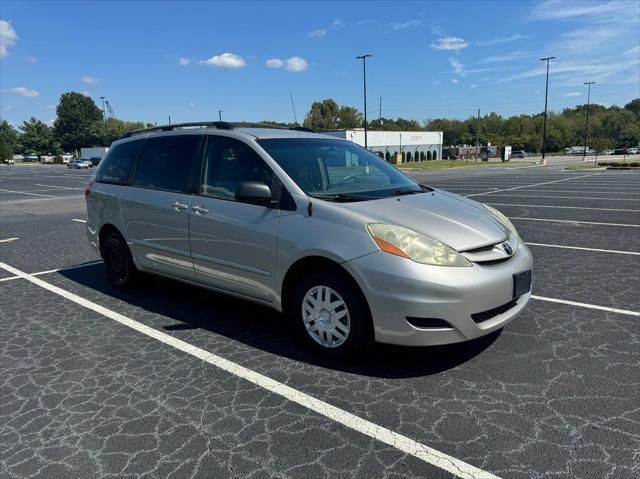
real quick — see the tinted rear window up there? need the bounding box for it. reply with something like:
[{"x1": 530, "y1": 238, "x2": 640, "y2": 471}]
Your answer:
[
  {"x1": 96, "y1": 140, "x2": 142, "y2": 184},
  {"x1": 132, "y1": 135, "x2": 200, "y2": 193}
]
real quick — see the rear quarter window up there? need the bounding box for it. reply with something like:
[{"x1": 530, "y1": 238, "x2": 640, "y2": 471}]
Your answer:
[{"x1": 95, "y1": 140, "x2": 143, "y2": 184}]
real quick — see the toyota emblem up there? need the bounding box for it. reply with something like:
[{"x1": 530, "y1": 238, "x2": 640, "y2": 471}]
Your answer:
[{"x1": 502, "y1": 242, "x2": 514, "y2": 255}]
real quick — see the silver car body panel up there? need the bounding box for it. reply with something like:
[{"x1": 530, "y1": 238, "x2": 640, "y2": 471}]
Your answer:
[{"x1": 86, "y1": 128, "x2": 533, "y2": 347}]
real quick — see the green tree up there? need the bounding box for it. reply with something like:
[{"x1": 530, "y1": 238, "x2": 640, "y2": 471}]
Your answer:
[
  {"x1": 54, "y1": 92, "x2": 103, "y2": 152},
  {"x1": 20, "y1": 117, "x2": 57, "y2": 155},
  {"x1": 624, "y1": 99, "x2": 640, "y2": 120},
  {"x1": 0, "y1": 119, "x2": 19, "y2": 161},
  {"x1": 337, "y1": 106, "x2": 363, "y2": 129},
  {"x1": 303, "y1": 99, "x2": 340, "y2": 130},
  {"x1": 91, "y1": 117, "x2": 147, "y2": 145}
]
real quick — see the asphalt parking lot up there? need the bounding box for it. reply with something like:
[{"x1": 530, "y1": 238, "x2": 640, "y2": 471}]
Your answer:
[{"x1": 1, "y1": 163, "x2": 639, "y2": 479}]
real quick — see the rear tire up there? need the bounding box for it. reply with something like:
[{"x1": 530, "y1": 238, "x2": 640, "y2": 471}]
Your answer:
[
  {"x1": 289, "y1": 269, "x2": 372, "y2": 358},
  {"x1": 103, "y1": 232, "x2": 137, "y2": 288}
]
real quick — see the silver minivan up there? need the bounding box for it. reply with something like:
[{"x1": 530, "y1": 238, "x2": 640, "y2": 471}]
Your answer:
[{"x1": 86, "y1": 122, "x2": 532, "y2": 356}]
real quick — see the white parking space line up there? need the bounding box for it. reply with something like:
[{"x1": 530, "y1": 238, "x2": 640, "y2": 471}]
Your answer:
[
  {"x1": 35, "y1": 183, "x2": 84, "y2": 190},
  {"x1": 532, "y1": 295, "x2": 640, "y2": 317},
  {"x1": 489, "y1": 203, "x2": 640, "y2": 212},
  {"x1": 0, "y1": 237, "x2": 19, "y2": 243},
  {"x1": 71, "y1": 218, "x2": 87, "y2": 223},
  {"x1": 465, "y1": 173, "x2": 601, "y2": 197},
  {"x1": 0, "y1": 260, "x2": 103, "y2": 282},
  {"x1": 478, "y1": 194, "x2": 640, "y2": 202},
  {"x1": 526, "y1": 242, "x2": 640, "y2": 256},
  {"x1": 0, "y1": 188, "x2": 55, "y2": 198},
  {"x1": 510, "y1": 217, "x2": 640, "y2": 227},
  {"x1": 0, "y1": 261, "x2": 499, "y2": 479}
]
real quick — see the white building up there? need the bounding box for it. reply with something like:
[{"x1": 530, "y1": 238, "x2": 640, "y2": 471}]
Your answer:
[{"x1": 324, "y1": 129, "x2": 443, "y2": 162}]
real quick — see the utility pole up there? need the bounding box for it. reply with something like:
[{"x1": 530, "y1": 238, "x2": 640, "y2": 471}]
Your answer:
[
  {"x1": 379, "y1": 96, "x2": 382, "y2": 122},
  {"x1": 583, "y1": 81, "x2": 596, "y2": 164},
  {"x1": 168, "y1": 115, "x2": 171, "y2": 125},
  {"x1": 99, "y1": 96, "x2": 108, "y2": 146},
  {"x1": 218, "y1": 110, "x2": 223, "y2": 122},
  {"x1": 540, "y1": 56, "x2": 556, "y2": 165},
  {"x1": 475, "y1": 109, "x2": 480, "y2": 161},
  {"x1": 356, "y1": 54, "x2": 372, "y2": 148}
]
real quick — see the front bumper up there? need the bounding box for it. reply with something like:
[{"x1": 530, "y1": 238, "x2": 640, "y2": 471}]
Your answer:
[{"x1": 343, "y1": 243, "x2": 533, "y2": 346}]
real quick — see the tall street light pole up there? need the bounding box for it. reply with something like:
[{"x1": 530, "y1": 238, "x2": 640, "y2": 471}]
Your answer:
[
  {"x1": 218, "y1": 110, "x2": 223, "y2": 122},
  {"x1": 583, "y1": 81, "x2": 595, "y2": 163},
  {"x1": 540, "y1": 56, "x2": 556, "y2": 165},
  {"x1": 475, "y1": 109, "x2": 480, "y2": 161},
  {"x1": 99, "y1": 96, "x2": 108, "y2": 146},
  {"x1": 356, "y1": 54, "x2": 372, "y2": 148}
]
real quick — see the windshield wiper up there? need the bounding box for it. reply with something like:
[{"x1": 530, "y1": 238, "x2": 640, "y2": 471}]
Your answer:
[
  {"x1": 310, "y1": 193, "x2": 376, "y2": 202},
  {"x1": 392, "y1": 189, "x2": 424, "y2": 196}
]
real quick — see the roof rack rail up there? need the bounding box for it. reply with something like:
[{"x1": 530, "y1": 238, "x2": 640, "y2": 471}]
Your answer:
[
  {"x1": 120, "y1": 121, "x2": 234, "y2": 139},
  {"x1": 289, "y1": 126, "x2": 316, "y2": 133}
]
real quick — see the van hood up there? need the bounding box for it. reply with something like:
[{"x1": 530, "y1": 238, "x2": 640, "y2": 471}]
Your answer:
[{"x1": 338, "y1": 189, "x2": 508, "y2": 251}]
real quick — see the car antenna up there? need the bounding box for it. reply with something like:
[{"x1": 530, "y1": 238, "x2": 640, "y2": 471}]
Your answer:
[{"x1": 290, "y1": 92, "x2": 301, "y2": 138}]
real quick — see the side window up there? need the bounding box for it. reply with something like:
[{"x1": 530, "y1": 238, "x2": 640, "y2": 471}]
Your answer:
[
  {"x1": 95, "y1": 140, "x2": 142, "y2": 184},
  {"x1": 202, "y1": 137, "x2": 273, "y2": 201},
  {"x1": 132, "y1": 135, "x2": 200, "y2": 193}
]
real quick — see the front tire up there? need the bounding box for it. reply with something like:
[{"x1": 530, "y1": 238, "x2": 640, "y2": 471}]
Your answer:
[
  {"x1": 103, "y1": 232, "x2": 137, "y2": 288},
  {"x1": 289, "y1": 269, "x2": 372, "y2": 357}
]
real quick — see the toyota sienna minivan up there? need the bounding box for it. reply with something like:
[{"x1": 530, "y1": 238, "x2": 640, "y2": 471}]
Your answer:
[{"x1": 85, "y1": 122, "x2": 532, "y2": 355}]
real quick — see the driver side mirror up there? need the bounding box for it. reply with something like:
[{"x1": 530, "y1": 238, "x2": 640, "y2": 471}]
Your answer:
[{"x1": 235, "y1": 181, "x2": 272, "y2": 205}]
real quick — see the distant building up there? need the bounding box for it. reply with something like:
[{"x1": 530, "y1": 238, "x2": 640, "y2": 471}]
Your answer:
[{"x1": 324, "y1": 129, "x2": 443, "y2": 163}]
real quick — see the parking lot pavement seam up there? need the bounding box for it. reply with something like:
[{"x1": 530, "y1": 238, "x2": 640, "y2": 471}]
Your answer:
[
  {"x1": 525, "y1": 242, "x2": 640, "y2": 256},
  {"x1": 0, "y1": 260, "x2": 500, "y2": 479},
  {"x1": 531, "y1": 295, "x2": 640, "y2": 317},
  {"x1": 509, "y1": 217, "x2": 640, "y2": 227},
  {"x1": 465, "y1": 173, "x2": 602, "y2": 197}
]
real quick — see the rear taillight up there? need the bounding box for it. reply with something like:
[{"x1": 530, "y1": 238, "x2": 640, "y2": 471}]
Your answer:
[{"x1": 85, "y1": 180, "x2": 94, "y2": 199}]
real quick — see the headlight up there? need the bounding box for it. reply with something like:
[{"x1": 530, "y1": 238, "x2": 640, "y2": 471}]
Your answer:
[
  {"x1": 483, "y1": 204, "x2": 519, "y2": 238},
  {"x1": 367, "y1": 224, "x2": 471, "y2": 267}
]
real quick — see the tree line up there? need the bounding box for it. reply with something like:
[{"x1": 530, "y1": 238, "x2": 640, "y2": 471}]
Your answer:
[{"x1": 2, "y1": 93, "x2": 639, "y2": 161}]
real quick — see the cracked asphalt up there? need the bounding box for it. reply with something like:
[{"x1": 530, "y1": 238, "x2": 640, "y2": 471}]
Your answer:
[{"x1": 1, "y1": 163, "x2": 639, "y2": 478}]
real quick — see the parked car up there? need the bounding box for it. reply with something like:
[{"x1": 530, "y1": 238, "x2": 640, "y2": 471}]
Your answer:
[
  {"x1": 511, "y1": 150, "x2": 526, "y2": 158},
  {"x1": 24, "y1": 153, "x2": 39, "y2": 162},
  {"x1": 89, "y1": 157, "x2": 102, "y2": 167},
  {"x1": 627, "y1": 148, "x2": 639, "y2": 155},
  {"x1": 613, "y1": 148, "x2": 628, "y2": 155},
  {"x1": 68, "y1": 159, "x2": 91, "y2": 169},
  {"x1": 86, "y1": 122, "x2": 533, "y2": 356}
]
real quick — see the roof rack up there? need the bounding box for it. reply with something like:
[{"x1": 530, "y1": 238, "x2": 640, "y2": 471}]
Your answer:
[
  {"x1": 289, "y1": 126, "x2": 316, "y2": 133},
  {"x1": 120, "y1": 121, "x2": 234, "y2": 139}
]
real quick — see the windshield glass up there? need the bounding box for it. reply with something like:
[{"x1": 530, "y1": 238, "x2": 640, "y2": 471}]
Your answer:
[{"x1": 257, "y1": 138, "x2": 419, "y2": 199}]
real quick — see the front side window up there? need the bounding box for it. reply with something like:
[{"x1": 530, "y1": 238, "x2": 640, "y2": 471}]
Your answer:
[
  {"x1": 132, "y1": 135, "x2": 200, "y2": 193},
  {"x1": 201, "y1": 136, "x2": 273, "y2": 200},
  {"x1": 257, "y1": 138, "x2": 419, "y2": 200},
  {"x1": 95, "y1": 140, "x2": 143, "y2": 184}
]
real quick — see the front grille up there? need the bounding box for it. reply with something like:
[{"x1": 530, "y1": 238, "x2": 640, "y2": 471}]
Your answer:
[{"x1": 471, "y1": 299, "x2": 519, "y2": 324}]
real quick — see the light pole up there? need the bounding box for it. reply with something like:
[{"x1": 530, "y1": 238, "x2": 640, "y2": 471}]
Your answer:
[
  {"x1": 356, "y1": 54, "x2": 372, "y2": 148},
  {"x1": 99, "y1": 96, "x2": 108, "y2": 146},
  {"x1": 583, "y1": 81, "x2": 595, "y2": 163},
  {"x1": 475, "y1": 108, "x2": 480, "y2": 161},
  {"x1": 540, "y1": 56, "x2": 556, "y2": 165},
  {"x1": 218, "y1": 110, "x2": 223, "y2": 122}
]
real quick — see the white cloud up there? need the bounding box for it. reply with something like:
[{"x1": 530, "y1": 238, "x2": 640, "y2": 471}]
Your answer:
[
  {"x1": 178, "y1": 57, "x2": 191, "y2": 66},
  {"x1": 565, "y1": 91, "x2": 581, "y2": 97},
  {"x1": 433, "y1": 80, "x2": 441, "y2": 85},
  {"x1": 81, "y1": 75, "x2": 98, "y2": 85},
  {"x1": 471, "y1": 84, "x2": 477, "y2": 89},
  {"x1": 2, "y1": 86, "x2": 39, "y2": 97},
  {"x1": 46, "y1": 104, "x2": 55, "y2": 109},
  {"x1": 478, "y1": 52, "x2": 523, "y2": 64},
  {"x1": 4, "y1": 104, "x2": 12, "y2": 110},
  {"x1": 266, "y1": 56, "x2": 308, "y2": 72},
  {"x1": 451, "y1": 78, "x2": 459, "y2": 84},
  {"x1": 449, "y1": 57, "x2": 465, "y2": 76},
  {"x1": 307, "y1": 29, "x2": 326, "y2": 38},
  {"x1": 530, "y1": 0, "x2": 628, "y2": 21},
  {"x1": 45, "y1": 119, "x2": 55, "y2": 126},
  {"x1": 476, "y1": 34, "x2": 528, "y2": 46},
  {"x1": 0, "y1": 20, "x2": 18, "y2": 58},
  {"x1": 27, "y1": 56, "x2": 37, "y2": 63},
  {"x1": 200, "y1": 52, "x2": 246, "y2": 68},
  {"x1": 188, "y1": 102, "x2": 196, "y2": 107},
  {"x1": 392, "y1": 19, "x2": 422, "y2": 31},
  {"x1": 431, "y1": 37, "x2": 468, "y2": 51},
  {"x1": 332, "y1": 17, "x2": 345, "y2": 28},
  {"x1": 80, "y1": 90, "x2": 91, "y2": 97}
]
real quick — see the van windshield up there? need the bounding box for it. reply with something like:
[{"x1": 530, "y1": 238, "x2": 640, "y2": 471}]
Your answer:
[{"x1": 257, "y1": 138, "x2": 421, "y2": 200}]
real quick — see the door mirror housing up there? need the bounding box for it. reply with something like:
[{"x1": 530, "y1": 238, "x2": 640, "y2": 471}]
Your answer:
[{"x1": 235, "y1": 181, "x2": 273, "y2": 205}]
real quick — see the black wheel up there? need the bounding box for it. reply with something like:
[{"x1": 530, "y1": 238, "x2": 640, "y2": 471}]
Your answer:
[
  {"x1": 103, "y1": 232, "x2": 137, "y2": 288},
  {"x1": 289, "y1": 269, "x2": 372, "y2": 357}
]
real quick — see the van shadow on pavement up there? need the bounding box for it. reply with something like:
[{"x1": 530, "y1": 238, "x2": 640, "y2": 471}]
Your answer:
[{"x1": 60, "y1": 264, "x2": 500, "y2": 379}]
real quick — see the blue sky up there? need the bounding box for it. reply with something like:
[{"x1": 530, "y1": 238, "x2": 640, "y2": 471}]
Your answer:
[{"x1": 1, "y1": 0, "x2": 638, "y2": 127}]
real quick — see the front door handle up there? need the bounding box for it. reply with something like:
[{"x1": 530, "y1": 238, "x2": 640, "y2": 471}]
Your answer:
[
  {"x1": 173, "y1": 201, "x2": 189, "y2": 211},
  {"x1": 192, "y1": 205, "x2": 209, "y2": 215}
]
